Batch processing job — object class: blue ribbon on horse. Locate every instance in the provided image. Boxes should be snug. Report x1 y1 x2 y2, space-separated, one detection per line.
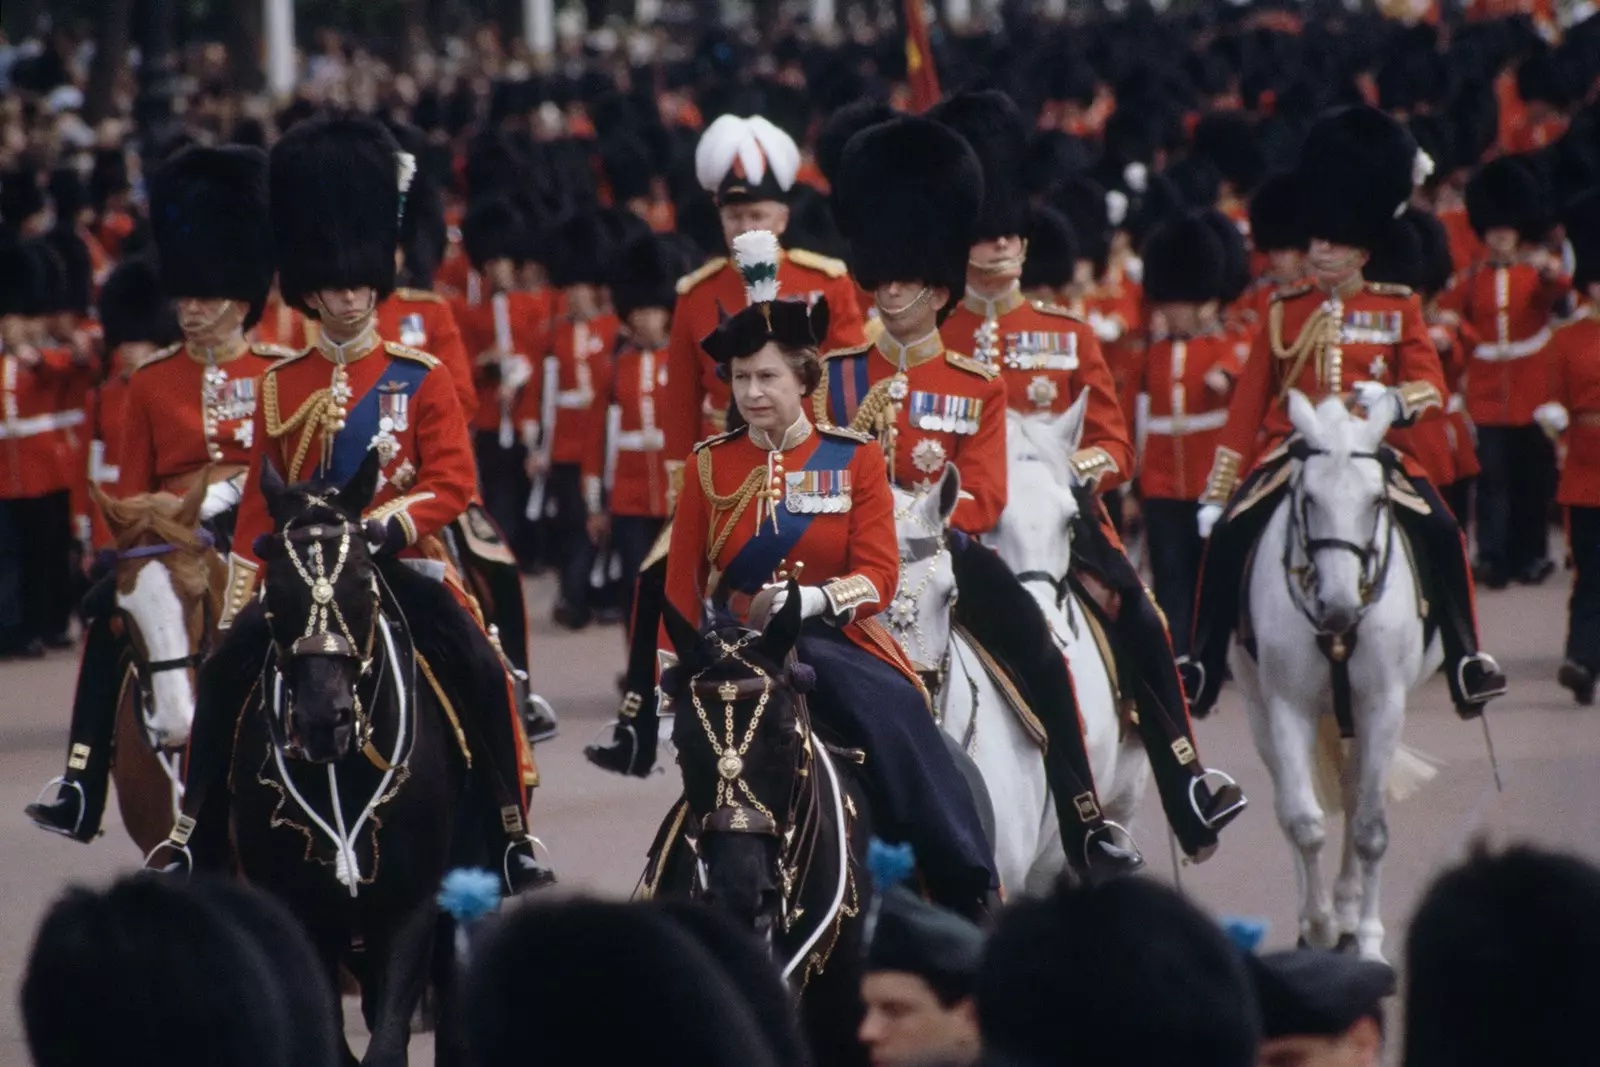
319 357 430 486
718 434 856 596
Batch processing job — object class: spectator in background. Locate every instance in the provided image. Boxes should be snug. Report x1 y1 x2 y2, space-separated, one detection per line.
1247 949 1394 1067
1405 844 1600 1067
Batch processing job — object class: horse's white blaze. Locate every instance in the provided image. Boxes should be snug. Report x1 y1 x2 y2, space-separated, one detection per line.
1235 392 1441 962
119 562 196 748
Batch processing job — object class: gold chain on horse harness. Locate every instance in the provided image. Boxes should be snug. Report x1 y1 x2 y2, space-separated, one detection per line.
888 501 950 682
690 632 777 827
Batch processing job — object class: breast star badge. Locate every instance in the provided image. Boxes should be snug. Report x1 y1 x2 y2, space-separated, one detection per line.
1027 375 1059 409
911 438 947 474
1368 355 1387 379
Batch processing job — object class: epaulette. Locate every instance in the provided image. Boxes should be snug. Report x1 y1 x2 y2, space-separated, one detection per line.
1270 283 1314 303
383 340 441 368
676 257 729 296
249 342 298 360
393 286 446 304
1030 300 1088 323
134 342 183 370
945 350 999 380
1365 281 1413 298
818 424 870 444
821 341 873 361
786 248 849 278
692 426 746 453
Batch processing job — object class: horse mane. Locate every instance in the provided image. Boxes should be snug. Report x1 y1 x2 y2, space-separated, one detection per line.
1008 412 1074 489
102 492 210 553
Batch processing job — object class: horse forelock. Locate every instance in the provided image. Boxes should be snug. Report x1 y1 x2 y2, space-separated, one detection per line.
111 496 216 603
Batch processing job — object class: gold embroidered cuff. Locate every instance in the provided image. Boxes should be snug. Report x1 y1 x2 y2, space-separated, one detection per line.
1201 447 1243 507
1069 446 1118 486
1395 380 1443 423
366 491 437 547
584 475 603 515
822 575 880 621
220 554 259 630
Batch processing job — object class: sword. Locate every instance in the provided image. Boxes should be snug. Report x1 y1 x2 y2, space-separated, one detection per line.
1479 712 1504 793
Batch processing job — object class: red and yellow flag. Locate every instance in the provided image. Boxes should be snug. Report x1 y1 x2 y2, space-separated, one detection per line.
904 0 941 113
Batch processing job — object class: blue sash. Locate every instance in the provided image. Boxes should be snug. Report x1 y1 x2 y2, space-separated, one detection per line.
720 434 856 594
316 355 430 486
826 351 871 427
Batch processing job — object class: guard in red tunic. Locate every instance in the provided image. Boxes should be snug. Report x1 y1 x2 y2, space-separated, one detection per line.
669 114 867 435
931 93 1247 862
1536 191 1600 704
1443 155 1569 587
27 146 282 842
1184 107 1506 722
660 236 995 917
144 116 553 893
826 116 1146 879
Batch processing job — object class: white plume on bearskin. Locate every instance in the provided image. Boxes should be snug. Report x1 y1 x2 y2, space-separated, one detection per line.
396 151 417 195
732 229 782 306
694 115 800 194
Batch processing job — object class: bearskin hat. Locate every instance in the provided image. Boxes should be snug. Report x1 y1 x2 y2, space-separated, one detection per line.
464 129 530 202
97 255 181 353
602 134 656 204
1565 188 1600 291
1465 154 1552 242
544 211 614 289
388 121 447 290
930 89 1030 241
1364 210 1428 292
148 146 274 323
782 183 848 261
1020 204 1080 293
49 168 86 222
0 240 33 317
695 115 801 205
43 225 92 316
1248 172 1306 253
270 116 402 313
1201 209 1251 306
460 196 529 272
1295 105 1427 251
1411 209 1455 298
611 232 690 319
815 99 896 192
1192 111 1267 197
1142 212 1227 305
90 148 129 207
834 115 983 303
1051 174 1112 275
0 170 46 233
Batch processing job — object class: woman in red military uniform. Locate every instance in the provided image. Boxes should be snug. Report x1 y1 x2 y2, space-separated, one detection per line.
144 115 552 894
661 231 995 917
27 146 283 844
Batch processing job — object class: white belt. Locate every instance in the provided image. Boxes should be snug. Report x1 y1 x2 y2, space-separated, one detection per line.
0 410 85 440
615 428 665 451
554 389 593 410
1473 327 1551 362
1144 409 1228 435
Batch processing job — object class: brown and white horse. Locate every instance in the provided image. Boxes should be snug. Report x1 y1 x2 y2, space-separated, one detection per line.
91 479 224 855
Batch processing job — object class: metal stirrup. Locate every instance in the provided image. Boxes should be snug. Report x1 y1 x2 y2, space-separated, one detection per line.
30 778 87 839
1189 770 1246 828
1456 652 1507 700
1177 657 1207 703
1083 820 1140 869
502 835 551 891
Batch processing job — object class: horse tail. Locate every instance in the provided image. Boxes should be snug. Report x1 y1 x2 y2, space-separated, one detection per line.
1311 712 1442 813
1386 742 1442 803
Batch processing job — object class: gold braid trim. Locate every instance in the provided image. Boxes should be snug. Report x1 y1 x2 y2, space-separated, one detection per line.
262 370 340 483
415 651 472 769
697 447 769 566
1269 299 1341 407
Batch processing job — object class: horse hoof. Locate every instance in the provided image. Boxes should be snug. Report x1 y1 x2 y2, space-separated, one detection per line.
1335 932 1359 953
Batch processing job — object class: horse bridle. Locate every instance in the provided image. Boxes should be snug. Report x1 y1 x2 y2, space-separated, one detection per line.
1283 438 1397 635
888 501 952 681
116 530 217 721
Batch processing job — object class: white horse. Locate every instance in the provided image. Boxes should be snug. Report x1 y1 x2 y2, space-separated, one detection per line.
1233 391 1441 960
988 402 1148 830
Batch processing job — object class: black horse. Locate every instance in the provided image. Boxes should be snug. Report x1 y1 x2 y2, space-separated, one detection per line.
228 451 469 1067
647 586 874 1067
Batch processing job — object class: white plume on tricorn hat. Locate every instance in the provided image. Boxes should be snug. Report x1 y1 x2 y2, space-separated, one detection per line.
699 229 829 363
694 115 801 206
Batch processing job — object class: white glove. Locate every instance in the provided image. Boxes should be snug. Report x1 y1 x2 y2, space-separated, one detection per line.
1534 401 1570 436
1446 392 1467 415
1198 503 1223 539
1352 380 1400 422
1088 311 1123 344
199 476 244 521
769 585 830 621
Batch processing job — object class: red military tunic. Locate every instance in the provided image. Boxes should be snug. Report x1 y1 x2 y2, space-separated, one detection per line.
1442 260 1569 427
582 335 703 519
1544 312 1600 507
942 286 1132 489
1393 311 1482 490
453 289 556 437
663 420 914 681
223 331 477 623
117 342 288 497
1200 279 1447 504
377 288 477 424
814 332 1008 534
670 249 868 434
0 345 90 500
1126 331 1242 501
516 312 620 466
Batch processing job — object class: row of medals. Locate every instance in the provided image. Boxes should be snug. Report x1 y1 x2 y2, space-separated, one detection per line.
887 373 981 436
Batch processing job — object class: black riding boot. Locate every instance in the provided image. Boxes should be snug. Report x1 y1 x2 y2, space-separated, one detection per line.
27 577 120 842
1071 496 1247 860
1399 477 1507 719
586 557 666 778
950 534 1143 881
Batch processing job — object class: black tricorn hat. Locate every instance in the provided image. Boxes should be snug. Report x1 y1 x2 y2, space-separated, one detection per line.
1295 105 1426 251
98 255 181 352
700 230 830 363
148 145 274 323
460 196 529 271
1465 154 1552 242
269 115 402 314
1565 187 1600 290
1142 212 1227 305
1249 172 1307 253
612 232 690 319
835 115 983 302
929 89 1030 241
1021 204 1080 292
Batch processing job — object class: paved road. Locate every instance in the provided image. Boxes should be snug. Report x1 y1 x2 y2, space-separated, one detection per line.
1 574 1597 1064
